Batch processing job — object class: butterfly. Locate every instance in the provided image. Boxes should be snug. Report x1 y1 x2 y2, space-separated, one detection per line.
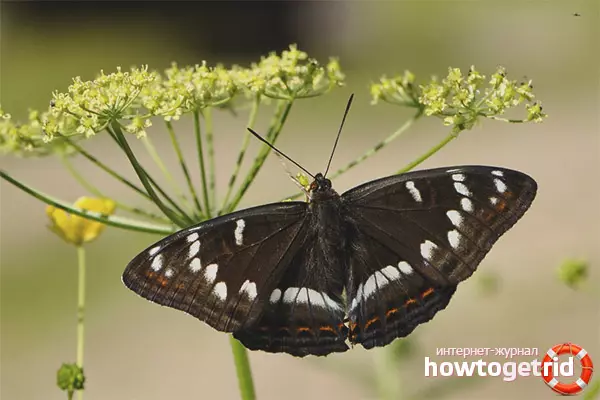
122 98 537 358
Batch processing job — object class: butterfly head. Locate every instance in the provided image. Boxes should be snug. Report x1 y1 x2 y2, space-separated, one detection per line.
309 173 333 194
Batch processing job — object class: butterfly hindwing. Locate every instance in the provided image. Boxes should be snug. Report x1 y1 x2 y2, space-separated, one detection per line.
341 166 537 349
234 203 349 357
122 202 309 332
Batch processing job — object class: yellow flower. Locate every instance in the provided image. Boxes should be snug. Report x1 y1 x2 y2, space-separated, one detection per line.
46 197 116 246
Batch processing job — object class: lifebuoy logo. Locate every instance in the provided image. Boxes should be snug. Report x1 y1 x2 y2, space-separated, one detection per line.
542 343 594 396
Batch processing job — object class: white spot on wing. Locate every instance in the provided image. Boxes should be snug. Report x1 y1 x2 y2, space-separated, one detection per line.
204 263 218 283
234 219 246 246
398 261 414 275
490 196 499 205
448 230 461 249
213 282 227 300
380 265 401 281
494 178 507 193
151 254 163 271
269 288 282 304
283 287 300 303
491 170 504 177
189 257 202 273
452 174 466 182
420 240 438 260
405 181 422 202
239 280 257 300
461 198 474 212
164 268 174 278
148 246 160 256
446 210 463 227
454 182 471 196
446 168 461 173
186 232 199 243
188 240 200 259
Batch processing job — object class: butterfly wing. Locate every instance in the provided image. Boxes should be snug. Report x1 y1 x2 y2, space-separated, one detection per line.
340 166 537 349
234 216 349 357
122 202 308 332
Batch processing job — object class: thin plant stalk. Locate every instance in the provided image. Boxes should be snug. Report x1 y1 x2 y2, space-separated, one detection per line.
64 139 151 201
397 131 457 174
165 120 204 216
141 135 193 211
229 337 256 400
226 100 293 213
61 155 169 223
109 123 191 227
193 110 212 217
76 246 86 400
203 108 217 211
107 125 194 225
220 95 261 213
281 110 423 201
0 170 175 235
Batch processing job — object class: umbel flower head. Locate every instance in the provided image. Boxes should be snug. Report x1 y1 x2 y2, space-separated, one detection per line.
232 44 345 100
371 66 547 134
46 197 116 246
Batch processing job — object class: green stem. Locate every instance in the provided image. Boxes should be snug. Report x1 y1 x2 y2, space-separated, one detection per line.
76 246 86 400
281 110 423 201
64 139 151 201
374 349 401 400
397 130 458 174
193 110 211 217
331 110 423 180
108 123 190 227
0 170 175 235
165 121 204 217
203 108 216 212
226 100 293 213
229 336 256 400
141 135 192 210
104 127 194 221
220 95 261 213
61 155 169 223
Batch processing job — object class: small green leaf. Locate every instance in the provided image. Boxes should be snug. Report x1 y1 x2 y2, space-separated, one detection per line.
57 363 85 392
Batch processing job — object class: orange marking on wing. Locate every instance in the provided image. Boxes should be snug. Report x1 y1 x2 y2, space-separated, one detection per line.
405 298 417 306
297 326 311 333
365 316 380 329
421 287 435 298
386 307 399 317
319 326 336 333
495 200 507 212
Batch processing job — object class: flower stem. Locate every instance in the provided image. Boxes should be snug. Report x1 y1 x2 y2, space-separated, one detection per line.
397 130 458 174
105 126 194 222
0 170 175 235
61 155 169 223
203 108 217 211
110 123 192 227
220 95 261 214
64 139 151 201
226 100 293 213
281 110 423 201
165 120 204 217
141 135 193 211
193 110 212 217
76 245 86 400
229 336 255 400
331 110 423 180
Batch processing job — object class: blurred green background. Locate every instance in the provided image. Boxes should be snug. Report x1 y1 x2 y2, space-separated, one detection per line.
1 1 598 399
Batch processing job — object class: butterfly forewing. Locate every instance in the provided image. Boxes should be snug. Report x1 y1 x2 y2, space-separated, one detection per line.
341 166 537 349
122 202 309 332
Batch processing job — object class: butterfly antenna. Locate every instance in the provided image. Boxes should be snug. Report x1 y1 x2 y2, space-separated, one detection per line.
324 93 354 178
247 128 315 179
